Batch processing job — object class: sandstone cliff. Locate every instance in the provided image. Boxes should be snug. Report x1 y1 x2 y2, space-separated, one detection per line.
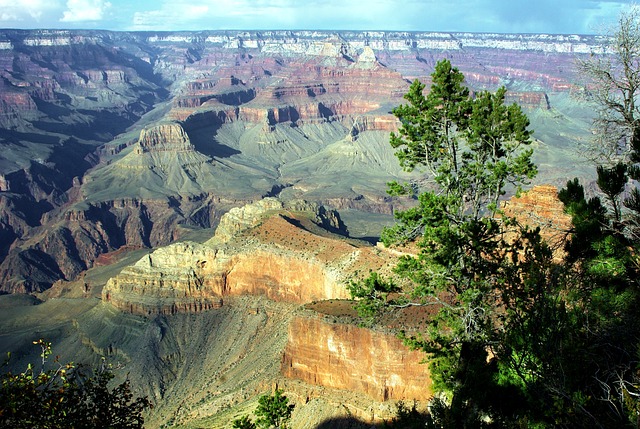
102 242 225 314
102 198 386 314
282 315 432 402
502 184 572 253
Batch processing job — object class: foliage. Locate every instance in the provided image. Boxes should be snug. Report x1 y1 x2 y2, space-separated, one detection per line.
347 272 400 325
382 401 431 429
389 61 535 223
557 176 640 427
232 415 256 429
350 58 545 425
382 64 536 380
254 389 294 429
0 339 151 429
232 389 293 429
577 4 640 240
351 51 640 427
565 8 640 425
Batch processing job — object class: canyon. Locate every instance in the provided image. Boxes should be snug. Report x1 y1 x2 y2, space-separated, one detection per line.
0 29 595 294
0 29 598 427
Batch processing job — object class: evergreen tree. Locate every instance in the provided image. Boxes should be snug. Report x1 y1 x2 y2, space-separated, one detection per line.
0 340 151 429
351 53 640 428
232 415 256 429
254 389 294 429
232 389 294 429
350 59 540 426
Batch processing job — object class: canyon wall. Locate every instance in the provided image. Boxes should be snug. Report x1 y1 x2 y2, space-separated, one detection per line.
102 242 352 315
102 198 362 314
224 251 345 302
98 197 430 409
282 316 432 402
0 28 594 293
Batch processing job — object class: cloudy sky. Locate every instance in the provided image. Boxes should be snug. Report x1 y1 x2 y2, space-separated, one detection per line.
0 0 634 34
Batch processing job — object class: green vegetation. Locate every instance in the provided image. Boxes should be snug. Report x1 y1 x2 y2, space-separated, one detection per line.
350 43 640 427
232 389 294 429
232 415 256 429
0 340 151 428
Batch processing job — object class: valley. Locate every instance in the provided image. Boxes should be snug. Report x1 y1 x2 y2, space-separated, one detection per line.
0 29 600 427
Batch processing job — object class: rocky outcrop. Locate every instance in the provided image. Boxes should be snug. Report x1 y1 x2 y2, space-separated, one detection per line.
282 316 432 402
224 250 345 302
102 242 225 314
102 198 391 314
102 241 352 315
137 123 194 153
210 197 346 243
210 197 287 243
502 184 571 251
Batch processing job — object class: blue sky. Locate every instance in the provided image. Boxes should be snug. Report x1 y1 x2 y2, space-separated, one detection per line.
0 0 634 34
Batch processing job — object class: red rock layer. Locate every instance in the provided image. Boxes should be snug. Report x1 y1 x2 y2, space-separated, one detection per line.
502 184 572 254
282 316 432 402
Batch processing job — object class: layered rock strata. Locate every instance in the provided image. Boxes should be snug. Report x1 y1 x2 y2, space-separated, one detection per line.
102 198 381 315
101 197 429 410
502 184 572 252
102 242 225 314
282 315 432 402
0 29 594 293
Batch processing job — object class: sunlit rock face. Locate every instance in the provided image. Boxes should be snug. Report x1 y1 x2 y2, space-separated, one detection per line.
502 184 572 253
101 198 375 315
282 316 432 402
102 242 225 315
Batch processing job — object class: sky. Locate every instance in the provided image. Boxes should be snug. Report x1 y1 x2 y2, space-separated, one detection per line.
0 0 635 35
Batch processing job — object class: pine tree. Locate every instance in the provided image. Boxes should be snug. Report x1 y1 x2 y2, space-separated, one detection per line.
350 59 539 425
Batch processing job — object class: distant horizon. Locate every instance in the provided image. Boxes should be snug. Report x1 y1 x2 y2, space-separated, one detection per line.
0 0 635 36
0 27 604 38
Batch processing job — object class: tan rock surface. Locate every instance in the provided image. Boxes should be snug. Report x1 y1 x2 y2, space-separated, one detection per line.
502 184 571 253
282 315 432 402
102 198 391 314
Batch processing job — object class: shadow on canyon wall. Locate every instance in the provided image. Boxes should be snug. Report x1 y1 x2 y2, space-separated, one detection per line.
314 414 430 429
314 417 375 429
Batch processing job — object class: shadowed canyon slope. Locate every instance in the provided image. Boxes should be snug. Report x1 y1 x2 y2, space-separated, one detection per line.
0 29 597 293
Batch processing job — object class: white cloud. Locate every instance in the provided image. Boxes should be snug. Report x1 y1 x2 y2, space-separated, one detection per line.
0 0 628 33
0 12 19 21
61 0 111 22
184 5 209 18
131 0 316 30
0 0 62 22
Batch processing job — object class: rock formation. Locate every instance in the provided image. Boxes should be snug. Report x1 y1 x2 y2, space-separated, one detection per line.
502 184 572 253
0 29 595 293
102 198 380 314
102 242 225 314
100 196 431 417
282 315 432 402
